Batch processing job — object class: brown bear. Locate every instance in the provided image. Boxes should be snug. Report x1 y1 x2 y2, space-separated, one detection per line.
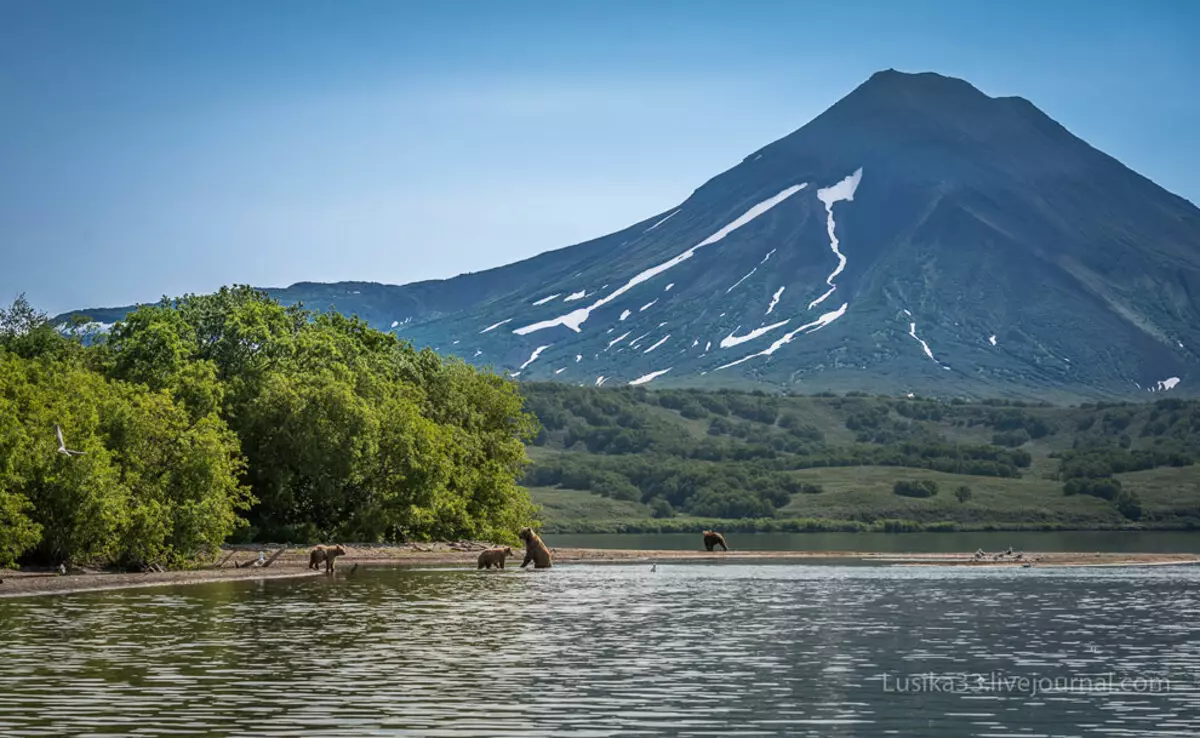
702 530 728 552
477 546 514 570
309 544 347 573
518 527 552 569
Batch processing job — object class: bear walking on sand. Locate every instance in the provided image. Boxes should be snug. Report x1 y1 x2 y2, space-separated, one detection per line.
518 527 552 569
702 530 728 552
309 544 347 573
477 546 514 570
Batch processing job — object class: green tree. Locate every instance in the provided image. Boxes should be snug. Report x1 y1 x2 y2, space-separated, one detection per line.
0 397 42 566
1116 490 1143 521
0 349 250 567
649 497 674 518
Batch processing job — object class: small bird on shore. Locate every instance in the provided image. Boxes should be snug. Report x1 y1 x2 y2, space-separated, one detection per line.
57 563 67 575
55 425 85 456
650 564 657 572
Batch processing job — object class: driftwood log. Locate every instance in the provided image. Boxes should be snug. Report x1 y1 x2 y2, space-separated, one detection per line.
261 546 288 568
232 547 289 569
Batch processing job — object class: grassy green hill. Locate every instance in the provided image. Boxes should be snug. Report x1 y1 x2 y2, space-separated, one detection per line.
520 385 1200 533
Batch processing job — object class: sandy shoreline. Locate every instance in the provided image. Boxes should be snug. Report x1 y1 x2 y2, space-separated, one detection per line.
3 544 1198 598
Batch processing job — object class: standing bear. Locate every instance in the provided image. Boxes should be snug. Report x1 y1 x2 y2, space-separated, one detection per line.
309 544 347 573
518 527 552 569
477 546 514 570
702 530 728 552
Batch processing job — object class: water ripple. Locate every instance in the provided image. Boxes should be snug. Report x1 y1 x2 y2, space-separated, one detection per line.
1 564 1198 737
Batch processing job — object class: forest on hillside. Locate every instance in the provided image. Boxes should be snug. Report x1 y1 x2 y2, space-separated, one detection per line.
521 383 1200 530
0 289 537 568
6 286 1198 571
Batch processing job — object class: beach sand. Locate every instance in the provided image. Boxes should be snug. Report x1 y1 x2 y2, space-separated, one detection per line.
3 543 1198 598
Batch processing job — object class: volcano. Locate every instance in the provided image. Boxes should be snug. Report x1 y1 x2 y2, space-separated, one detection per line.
66 70 1200 400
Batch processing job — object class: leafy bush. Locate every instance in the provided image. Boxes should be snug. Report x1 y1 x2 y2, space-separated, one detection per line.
686 487 775 518
893 480 939 498
954 485 972 503
1063 477 1122 500
649 497 674 518
992 429 1031 447
1116 490 1142 521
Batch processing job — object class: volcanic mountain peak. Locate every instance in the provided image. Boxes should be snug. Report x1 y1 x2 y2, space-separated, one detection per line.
60 70 1200 400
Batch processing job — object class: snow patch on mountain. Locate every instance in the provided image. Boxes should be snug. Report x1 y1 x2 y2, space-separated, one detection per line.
513 184 807 335
640 299 658 312
563 290 587 302
760 248 776 264
989 335 997 346
1155 377 1181 391
620 309 632 321
719 320 790 349
645 209 680 232
808 286 836 311
665 283 674 292
480 318 512 334
643 335 671 354
606 331 631 350
533 293 561 306
726 268 757 293
629 368 672 385
519 345 551 370
809 168 862 310
908 321 938 363
555 368 566 375
595 376 607 386
575 354 582 363
717 303 848 370
766 287 785 315
629 332 651 349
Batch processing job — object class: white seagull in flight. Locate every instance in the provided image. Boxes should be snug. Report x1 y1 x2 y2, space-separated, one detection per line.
55 425 85 456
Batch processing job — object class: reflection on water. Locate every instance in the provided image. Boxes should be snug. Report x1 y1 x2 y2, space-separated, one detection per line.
1 563 1199 737
549 530 1200 553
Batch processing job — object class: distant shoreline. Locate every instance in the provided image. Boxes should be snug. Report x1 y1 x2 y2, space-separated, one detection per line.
3 544 1199 599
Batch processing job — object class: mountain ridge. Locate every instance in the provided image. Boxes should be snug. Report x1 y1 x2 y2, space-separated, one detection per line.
59 70 1200 401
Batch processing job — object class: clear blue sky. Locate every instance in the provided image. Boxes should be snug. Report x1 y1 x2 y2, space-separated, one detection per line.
2 0 1196 314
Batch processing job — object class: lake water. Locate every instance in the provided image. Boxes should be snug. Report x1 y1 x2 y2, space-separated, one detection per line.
2 562 1198 737
549 530 1200 553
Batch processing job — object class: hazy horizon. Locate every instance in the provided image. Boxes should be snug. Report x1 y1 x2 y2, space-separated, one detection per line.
2 0 1197 314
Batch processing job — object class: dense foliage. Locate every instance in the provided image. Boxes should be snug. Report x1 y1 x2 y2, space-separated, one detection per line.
522 384 1200 527
0 290 537 567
